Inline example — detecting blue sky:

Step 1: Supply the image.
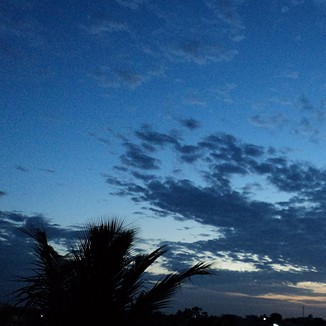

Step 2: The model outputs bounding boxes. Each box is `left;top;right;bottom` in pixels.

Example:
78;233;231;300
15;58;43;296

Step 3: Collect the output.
3;0;326;318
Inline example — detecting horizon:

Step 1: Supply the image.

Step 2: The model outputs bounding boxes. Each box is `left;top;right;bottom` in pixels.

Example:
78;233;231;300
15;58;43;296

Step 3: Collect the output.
3;0;326;319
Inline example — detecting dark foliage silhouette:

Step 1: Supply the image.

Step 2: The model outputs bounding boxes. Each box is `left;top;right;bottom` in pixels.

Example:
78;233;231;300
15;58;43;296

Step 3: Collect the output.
14;220;212;326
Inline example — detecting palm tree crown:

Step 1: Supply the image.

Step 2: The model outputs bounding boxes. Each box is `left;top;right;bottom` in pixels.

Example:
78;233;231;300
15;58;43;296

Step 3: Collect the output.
15;219;212;326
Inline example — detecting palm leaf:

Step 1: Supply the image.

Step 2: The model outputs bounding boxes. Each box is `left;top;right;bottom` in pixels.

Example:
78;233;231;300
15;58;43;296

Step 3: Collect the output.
131;262;213;315
13;222;66;315
115;246;168;308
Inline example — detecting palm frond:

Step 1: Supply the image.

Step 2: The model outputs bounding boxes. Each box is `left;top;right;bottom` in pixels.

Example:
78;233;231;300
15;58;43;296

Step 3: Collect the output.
131;262;213;314
14;222;66;313
116;246;168;307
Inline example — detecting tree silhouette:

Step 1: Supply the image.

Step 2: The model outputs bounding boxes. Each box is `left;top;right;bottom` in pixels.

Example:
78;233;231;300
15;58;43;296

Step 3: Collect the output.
14;220;212;326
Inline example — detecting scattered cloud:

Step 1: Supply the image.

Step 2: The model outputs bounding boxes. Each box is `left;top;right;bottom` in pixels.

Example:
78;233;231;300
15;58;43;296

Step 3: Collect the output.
104;124;326;279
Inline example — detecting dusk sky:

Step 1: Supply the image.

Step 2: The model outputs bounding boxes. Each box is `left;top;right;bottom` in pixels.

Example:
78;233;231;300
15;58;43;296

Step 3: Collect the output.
3;0;326;318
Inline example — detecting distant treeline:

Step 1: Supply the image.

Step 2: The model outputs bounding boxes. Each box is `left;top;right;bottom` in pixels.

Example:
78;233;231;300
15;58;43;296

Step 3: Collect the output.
1;304;325;326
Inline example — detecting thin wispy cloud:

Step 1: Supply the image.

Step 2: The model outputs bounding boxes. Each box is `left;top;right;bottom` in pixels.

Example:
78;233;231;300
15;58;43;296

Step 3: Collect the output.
115;0;147;10
86;21;128;35
183;93;207;106
250;114;288;130
90;67;158;89
166;41;238;65
213;83;237;103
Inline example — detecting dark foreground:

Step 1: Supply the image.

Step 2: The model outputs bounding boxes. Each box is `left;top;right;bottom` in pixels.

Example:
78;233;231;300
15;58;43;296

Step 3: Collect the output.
1;305;325;326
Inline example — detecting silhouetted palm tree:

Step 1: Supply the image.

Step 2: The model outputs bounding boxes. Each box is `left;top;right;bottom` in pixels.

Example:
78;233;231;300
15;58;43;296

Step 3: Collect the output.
15;219;212;326
14;221;73;325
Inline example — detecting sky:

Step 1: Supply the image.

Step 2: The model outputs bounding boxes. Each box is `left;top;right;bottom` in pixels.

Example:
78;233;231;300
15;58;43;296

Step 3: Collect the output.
3;0;326;319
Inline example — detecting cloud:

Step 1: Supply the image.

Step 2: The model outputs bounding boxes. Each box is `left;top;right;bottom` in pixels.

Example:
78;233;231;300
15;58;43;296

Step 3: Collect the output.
250;95;324;142
120;142;161;170
299;95;316;111
176;144;204;163
131;171;156;182
82;10;129;35
290;95;326;141
104;124;326;279
203;0;244;29
183;93;207;106
166;40;238;65
116;70;148;88
115;0;147;10
294;117;320;142
178;118;201;130
141;1;244;65
291;282;326;295
90;69;120;88
86;21;128;35
202;0;245;43
213;83;237;103
90;67;155;90
292;0;305;5
134;124;181;147
298;95;325;121
314;0;326;8
281;71;299;79
0;2;40;43
39;168;56;174
85;0;245;98
250;113;288;130
15;165;29;172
